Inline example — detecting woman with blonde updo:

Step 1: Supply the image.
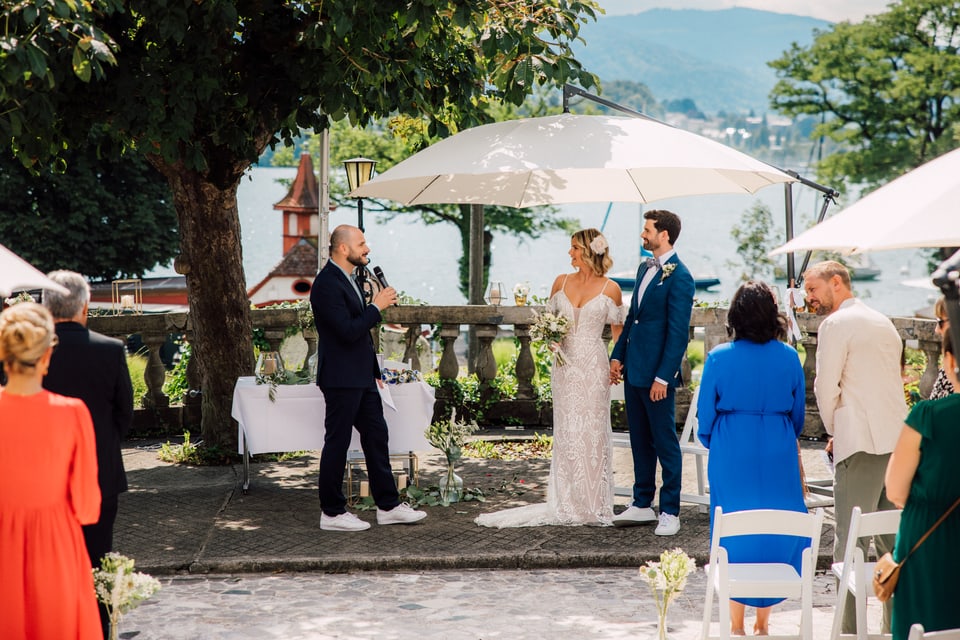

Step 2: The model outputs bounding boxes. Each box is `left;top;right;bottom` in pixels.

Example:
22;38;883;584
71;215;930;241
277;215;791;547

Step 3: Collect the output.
0;302;101;639
477;228;624;527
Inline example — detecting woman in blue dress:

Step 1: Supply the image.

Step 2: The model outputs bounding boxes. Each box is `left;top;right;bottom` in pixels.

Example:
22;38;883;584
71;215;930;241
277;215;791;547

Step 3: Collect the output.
697;281;808;636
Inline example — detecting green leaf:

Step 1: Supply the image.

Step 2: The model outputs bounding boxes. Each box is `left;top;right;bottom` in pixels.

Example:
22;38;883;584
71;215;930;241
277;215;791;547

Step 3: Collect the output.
72;46;92;82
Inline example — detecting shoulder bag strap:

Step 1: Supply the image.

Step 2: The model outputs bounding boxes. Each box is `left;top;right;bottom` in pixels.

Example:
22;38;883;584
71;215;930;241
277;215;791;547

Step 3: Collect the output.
901;495;960;566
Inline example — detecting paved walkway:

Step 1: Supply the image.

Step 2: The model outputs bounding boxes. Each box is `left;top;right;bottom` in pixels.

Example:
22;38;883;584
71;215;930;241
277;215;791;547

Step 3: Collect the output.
121;569;883;639
115;436;835;575
111;437;880;639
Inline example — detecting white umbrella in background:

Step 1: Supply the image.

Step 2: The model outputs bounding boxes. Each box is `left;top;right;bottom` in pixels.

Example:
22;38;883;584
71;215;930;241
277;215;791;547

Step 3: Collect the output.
352;113;795;206
0;243;69;298
771;147;960;256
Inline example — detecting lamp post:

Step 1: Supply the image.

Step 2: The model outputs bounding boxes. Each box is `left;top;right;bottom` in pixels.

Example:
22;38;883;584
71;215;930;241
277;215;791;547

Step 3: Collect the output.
342;157;377;232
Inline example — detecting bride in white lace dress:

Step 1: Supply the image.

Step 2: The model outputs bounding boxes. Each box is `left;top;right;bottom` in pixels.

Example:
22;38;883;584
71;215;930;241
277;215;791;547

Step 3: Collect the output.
476;229;624;528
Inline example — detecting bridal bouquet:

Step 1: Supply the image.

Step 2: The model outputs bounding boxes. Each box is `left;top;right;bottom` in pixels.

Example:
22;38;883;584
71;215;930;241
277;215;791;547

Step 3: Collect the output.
639;548;696;640
530;309;570;366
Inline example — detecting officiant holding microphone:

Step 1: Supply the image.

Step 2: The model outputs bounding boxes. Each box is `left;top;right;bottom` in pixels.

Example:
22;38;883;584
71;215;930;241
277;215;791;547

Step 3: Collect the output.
309;224;426;532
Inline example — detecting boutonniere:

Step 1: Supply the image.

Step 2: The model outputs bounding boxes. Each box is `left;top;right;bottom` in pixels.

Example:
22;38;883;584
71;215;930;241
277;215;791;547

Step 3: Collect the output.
660;263;677;283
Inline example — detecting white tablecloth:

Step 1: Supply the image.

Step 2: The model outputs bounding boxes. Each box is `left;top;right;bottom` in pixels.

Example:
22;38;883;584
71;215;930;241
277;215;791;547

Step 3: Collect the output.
232;376;435;455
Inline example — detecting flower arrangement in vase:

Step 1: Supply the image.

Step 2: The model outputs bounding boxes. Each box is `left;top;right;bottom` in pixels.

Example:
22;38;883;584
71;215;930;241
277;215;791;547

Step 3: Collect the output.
424;408;478;504
638;547;696;640
93;553;162;640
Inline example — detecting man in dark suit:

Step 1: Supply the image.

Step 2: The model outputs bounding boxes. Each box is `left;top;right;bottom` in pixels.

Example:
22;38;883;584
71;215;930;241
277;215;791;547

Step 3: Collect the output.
609;210;695;535
309;225;427;531
43;270;133;638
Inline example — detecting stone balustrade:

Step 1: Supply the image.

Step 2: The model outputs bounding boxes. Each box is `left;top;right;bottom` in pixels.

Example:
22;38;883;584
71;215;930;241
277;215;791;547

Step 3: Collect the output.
88;305;942;437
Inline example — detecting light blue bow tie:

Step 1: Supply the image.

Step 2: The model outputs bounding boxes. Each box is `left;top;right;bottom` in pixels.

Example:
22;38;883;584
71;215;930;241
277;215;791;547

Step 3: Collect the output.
645;257;659;270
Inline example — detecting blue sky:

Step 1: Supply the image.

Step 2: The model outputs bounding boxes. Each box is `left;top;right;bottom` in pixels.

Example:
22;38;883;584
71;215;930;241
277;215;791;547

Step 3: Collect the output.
598;0;892;23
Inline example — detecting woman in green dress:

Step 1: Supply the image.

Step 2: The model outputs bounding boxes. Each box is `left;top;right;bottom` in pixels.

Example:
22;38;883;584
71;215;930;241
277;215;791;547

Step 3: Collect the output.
885;329;960;639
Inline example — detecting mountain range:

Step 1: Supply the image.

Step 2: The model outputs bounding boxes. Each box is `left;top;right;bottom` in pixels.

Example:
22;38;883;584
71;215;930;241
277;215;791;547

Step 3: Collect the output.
572;8;831;114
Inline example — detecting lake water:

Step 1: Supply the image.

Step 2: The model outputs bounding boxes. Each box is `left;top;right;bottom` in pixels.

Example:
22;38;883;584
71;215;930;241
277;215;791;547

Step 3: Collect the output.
150;166;940;318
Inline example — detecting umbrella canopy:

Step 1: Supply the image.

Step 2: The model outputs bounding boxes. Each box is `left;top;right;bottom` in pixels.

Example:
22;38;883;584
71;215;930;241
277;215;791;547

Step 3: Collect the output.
352;113;795;207
0;243;69;298
771;147;960;256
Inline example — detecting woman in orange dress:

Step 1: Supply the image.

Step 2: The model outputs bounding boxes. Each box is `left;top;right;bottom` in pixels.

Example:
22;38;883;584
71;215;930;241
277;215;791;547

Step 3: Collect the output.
0;302;101;639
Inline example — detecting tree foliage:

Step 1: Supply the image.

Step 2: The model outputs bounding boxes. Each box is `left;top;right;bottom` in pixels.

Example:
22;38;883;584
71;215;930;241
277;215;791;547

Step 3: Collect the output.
0;143;178;280
2;1;600;448
769;0;960;191
1;1;121;166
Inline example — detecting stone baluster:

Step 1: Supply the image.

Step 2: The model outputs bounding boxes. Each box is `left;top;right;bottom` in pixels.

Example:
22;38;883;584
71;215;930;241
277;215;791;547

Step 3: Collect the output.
401;324;422;371
302;326;318;364
918;338;941;399
798;331;821;438
140;331;169;410
474;324;499;405
437;324;461;382
514;324;536;400
260;328;286;354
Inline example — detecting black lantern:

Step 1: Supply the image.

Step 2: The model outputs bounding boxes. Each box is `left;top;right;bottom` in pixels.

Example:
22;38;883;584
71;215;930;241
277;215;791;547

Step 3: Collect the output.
342;157;377;231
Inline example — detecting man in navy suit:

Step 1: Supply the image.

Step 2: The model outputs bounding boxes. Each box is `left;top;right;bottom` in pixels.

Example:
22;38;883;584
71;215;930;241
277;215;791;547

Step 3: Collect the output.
609;210;695;535
43;270;133;639
309;225;426;531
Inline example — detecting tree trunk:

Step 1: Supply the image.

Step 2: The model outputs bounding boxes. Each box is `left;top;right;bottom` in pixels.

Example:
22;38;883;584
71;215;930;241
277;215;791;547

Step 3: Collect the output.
163;167;254;451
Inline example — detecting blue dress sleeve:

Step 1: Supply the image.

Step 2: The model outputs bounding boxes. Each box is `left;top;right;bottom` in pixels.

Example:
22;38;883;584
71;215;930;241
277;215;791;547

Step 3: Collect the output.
697;350;720;449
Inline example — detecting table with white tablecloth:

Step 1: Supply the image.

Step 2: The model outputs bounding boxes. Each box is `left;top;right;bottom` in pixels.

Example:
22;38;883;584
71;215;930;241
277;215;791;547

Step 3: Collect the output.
231;376;435;490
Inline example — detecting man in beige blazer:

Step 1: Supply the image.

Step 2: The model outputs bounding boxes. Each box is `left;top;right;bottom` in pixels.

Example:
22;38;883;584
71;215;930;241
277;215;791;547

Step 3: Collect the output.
804;260;905;634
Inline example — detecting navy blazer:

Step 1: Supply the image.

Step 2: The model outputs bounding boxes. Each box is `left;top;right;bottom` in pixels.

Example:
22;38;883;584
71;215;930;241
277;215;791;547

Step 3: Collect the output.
43;322;134;498
610;254;695;387
310;262;383;389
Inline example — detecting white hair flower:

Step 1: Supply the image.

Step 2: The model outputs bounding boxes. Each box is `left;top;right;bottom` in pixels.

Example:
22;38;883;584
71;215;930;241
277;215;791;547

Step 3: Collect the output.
589;235;608;255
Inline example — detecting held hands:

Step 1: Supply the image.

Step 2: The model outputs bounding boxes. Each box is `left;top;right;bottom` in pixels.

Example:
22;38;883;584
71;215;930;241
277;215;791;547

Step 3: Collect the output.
372;286;398;310
609;360;623;385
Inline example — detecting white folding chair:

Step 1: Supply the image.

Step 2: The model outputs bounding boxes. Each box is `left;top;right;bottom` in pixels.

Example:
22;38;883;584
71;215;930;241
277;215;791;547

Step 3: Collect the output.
908;625;960;640
829;506;902;640
678;385;710;511
701;507;824;640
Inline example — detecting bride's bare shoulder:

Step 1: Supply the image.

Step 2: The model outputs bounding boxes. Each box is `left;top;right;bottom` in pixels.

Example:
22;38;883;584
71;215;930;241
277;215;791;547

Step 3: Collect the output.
549;273;569;297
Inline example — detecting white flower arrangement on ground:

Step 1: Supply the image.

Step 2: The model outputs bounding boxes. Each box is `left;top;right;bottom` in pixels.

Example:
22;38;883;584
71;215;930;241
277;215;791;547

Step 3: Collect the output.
639;547;696;640
425;409;479;504
529;309;570;366
93;553;162;640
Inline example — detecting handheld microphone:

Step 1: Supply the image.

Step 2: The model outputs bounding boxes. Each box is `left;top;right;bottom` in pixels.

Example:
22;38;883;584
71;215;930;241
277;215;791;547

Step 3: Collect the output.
373;266;390;289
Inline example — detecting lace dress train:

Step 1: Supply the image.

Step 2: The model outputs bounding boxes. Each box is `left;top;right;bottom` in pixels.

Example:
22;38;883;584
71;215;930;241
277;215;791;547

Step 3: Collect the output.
476;289;624;528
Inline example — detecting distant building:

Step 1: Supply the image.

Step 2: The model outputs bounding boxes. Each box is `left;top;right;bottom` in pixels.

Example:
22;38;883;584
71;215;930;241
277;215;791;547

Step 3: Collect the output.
90;153;325;310
248;153;323;306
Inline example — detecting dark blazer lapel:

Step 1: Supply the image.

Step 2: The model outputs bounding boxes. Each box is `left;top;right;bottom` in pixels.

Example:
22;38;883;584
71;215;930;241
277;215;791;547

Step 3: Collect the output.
330;264;363;314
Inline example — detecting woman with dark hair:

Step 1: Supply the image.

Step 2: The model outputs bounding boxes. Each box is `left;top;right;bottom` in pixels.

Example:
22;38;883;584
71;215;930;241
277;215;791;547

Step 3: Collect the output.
885;330;960;639
697;281;808;636
928;296;954;400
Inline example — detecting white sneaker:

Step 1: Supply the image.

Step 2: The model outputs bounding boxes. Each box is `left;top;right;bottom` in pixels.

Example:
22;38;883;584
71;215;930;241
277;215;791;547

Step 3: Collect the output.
320;511;371;532
612;505;657;527
655;512;681;536
377;503;427;525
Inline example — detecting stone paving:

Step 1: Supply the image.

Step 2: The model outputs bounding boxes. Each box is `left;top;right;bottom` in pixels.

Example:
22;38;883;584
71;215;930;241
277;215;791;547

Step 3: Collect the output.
110;436;861;639
120;569;883;639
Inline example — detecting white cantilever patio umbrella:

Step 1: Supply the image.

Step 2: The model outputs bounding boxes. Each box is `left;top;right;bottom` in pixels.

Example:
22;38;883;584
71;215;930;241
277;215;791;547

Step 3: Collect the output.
771;147;960;256
351;113;795;206
0;243;69;298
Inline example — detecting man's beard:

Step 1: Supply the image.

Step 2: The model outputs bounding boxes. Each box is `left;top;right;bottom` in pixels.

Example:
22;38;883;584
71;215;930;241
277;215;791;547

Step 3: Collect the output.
347;252;368;268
